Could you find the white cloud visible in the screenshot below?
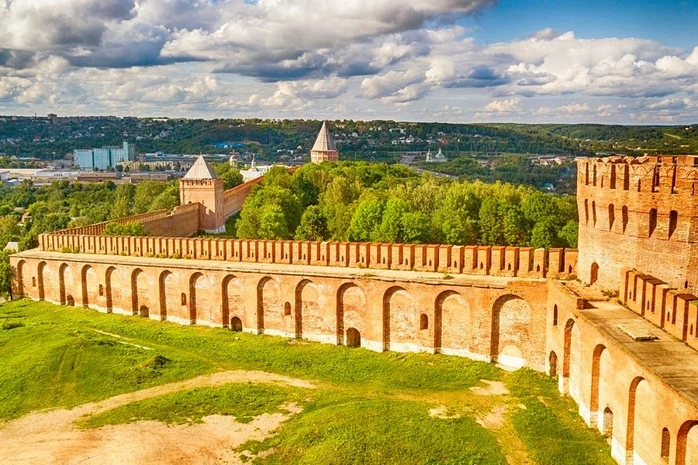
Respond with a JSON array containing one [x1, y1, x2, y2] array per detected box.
[[481, 97, 522, 113], [0, 2, 696, 123], [361, 69, 426, 101]]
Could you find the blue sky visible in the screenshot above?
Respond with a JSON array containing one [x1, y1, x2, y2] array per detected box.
[[0, 0, 697, 124], [463, 1, 698, 48]]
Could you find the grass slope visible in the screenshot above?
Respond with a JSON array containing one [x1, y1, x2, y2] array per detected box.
[[0, 299, 615, 464], [241, 395, 506, 465], [80, 383, 302, 428]]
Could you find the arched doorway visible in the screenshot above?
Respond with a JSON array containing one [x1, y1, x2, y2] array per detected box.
[[590, 262, 599, 285], [603, 407, 614, 443], [336, 283, 365, 346], [37, 262, 46, 301], [549, 351, 558, 377], [491, 294, 531, 368], [222, 275, 242, 329], [346, 327, 361, 348], [130, 268, 144, 316], [66, 295, 75, 306], [231, 316, 243, 332], [257, 277, 280, 334], [434, 290, 469, 355], [661, 428, 671, 462], [677, 420, 698, 465], [158, 270, 171, 322], [382, 286, 413, 352], [139, 305, 149, 318], [81, 265, 97, 308], [590, 344, 608, 428], [105, 267, 116, 313], [189, 272, 204, 325], [59, 263, 70, 305], [626, 377, 649, 463]]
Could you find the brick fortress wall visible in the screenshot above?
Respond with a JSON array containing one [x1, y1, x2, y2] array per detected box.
[[223, 176, 264, 218], [38, 231, 578, 279], [577, 155, 698, 294], [11, 252, 549, 370]]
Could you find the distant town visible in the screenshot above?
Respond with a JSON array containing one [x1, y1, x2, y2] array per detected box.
[[2, 114, 698, 193]]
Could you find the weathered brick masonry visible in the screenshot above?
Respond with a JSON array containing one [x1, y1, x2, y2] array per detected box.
[[9, 156, 698, 465]]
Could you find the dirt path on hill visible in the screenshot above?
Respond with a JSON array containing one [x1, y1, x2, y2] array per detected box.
[[0, 371, 316, 465]]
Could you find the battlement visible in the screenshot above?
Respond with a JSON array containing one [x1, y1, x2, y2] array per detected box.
[[37, 232, 578, 279], [577, 155, 698, 196], [620, 267, 698, 352]]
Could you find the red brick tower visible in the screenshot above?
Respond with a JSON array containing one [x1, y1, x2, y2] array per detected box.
[[576, 155, 698, 293], [179, 156, 226, 233]]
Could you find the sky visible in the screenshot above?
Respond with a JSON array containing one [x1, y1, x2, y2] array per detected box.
[[0, 0, 697, 124]]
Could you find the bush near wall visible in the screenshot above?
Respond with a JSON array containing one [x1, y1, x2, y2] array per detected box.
[[104, 221, 149, 237]]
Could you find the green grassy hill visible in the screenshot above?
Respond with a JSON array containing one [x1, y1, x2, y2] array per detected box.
[[0, 299, 614, 464]]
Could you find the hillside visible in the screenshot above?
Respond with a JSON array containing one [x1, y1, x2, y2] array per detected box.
[[0, 299, 614, 464], [2, 117, 698, 162]]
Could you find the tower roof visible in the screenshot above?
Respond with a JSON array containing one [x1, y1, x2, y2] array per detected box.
[[183, 155, 218, 180], [311, 121, 337, 152]]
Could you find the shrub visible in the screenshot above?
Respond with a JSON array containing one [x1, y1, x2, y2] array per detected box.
[[104, 221, 149, 237]]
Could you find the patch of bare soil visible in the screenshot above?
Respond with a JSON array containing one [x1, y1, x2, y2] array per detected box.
[[428, 405, 461, 420], [476, 405, 507, 430], [0, 371, 315, 465], [469, 380, 509, 396]]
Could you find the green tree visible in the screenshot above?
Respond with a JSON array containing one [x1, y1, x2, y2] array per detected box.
[[258, 204, 289, 239], [0, 250, 14, 298], [132, 181, 168, 213], [501, 204, 530, 246], [375, 198, 408, 243], [110, 184, 136, 219], [559, 220, 579, 248], [0, 216, 21, 248], [347, 199, 384, 242], [319, 177, 361, 241], [221, 169, 243, 190], [401, 212, 432, 243], [295, 206, 328, 241], [434, 184, 480, 245], [235, 207, 261, 239], [291, 163, 328, 208], [478, 197, 504, 245], [150, 184, 180, 212]]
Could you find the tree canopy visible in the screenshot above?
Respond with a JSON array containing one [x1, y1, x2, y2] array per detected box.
[[233, 161, 579, 248]]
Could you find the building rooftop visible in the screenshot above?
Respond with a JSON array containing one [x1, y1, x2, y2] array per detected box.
[[182, 155, 218, 180]]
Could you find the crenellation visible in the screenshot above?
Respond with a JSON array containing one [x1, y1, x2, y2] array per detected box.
[[490, 246, 505, 276], [447, 245, 464, 274], [502, 247, 519, 277]]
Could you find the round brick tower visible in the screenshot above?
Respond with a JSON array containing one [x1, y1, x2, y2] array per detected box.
[[576, 155, 698, 294]]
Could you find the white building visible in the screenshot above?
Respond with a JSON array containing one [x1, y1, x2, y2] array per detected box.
[[426, 148, 447, 163]]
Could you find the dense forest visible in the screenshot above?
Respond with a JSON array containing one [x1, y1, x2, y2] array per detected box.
[[233, 162, 578, 250]]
